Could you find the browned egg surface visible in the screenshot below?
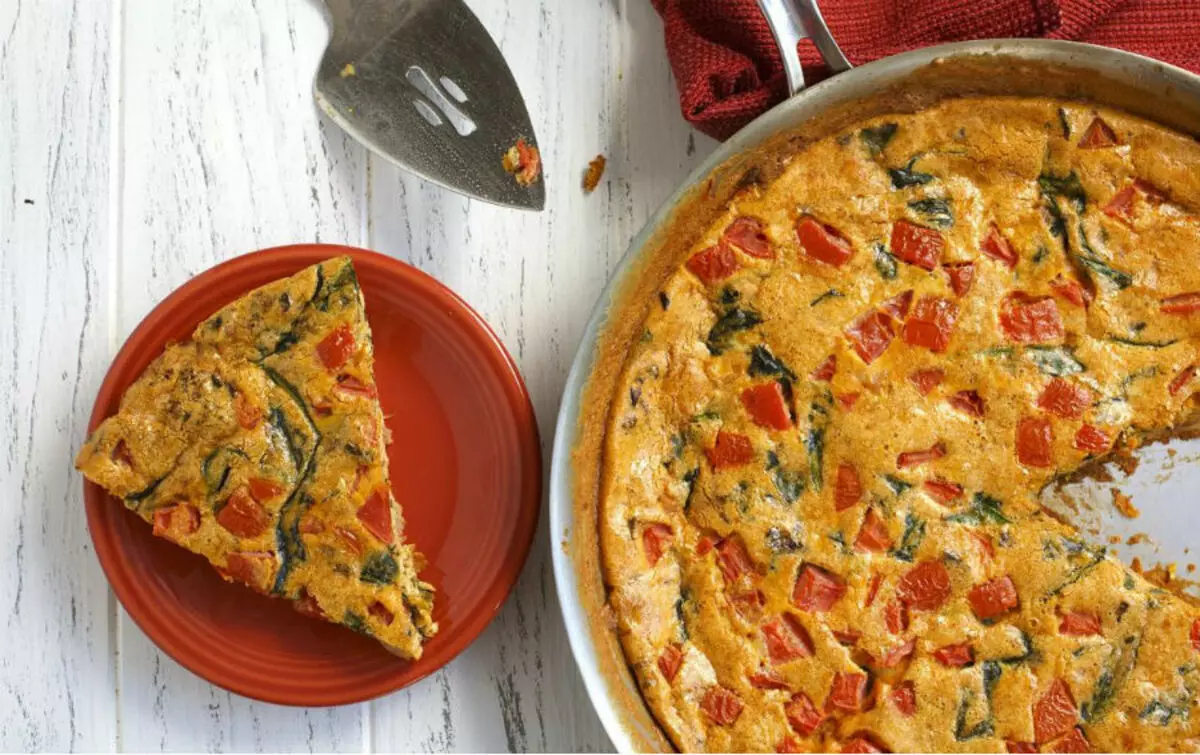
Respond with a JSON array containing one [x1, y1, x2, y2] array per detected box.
[[600, 98, 1200, 752], [76, 257, 436, 658]]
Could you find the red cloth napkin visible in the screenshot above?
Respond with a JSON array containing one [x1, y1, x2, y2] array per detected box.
[[652, 0, 1200, 140]]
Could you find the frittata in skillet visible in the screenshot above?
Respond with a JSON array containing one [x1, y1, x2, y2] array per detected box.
[[600, 98, 1200, 752], [76, 257, 437, 658]]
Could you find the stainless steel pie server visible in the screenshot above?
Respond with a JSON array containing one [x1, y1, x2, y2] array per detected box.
[[315, 0, 545, 211]]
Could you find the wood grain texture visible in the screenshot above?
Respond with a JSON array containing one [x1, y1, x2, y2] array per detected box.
[[0, 0, 118, 750], [0, 0, 716, 750]]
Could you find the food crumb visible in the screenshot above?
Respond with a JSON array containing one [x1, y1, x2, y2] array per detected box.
[[1107, 535, 1122, 545], [1111, 489, 1139, 518], [340, 62, 357, 78], [1127, 533, 1148, 546], [503, 138, 542, 186], [1188, 563, 1197, 574], [583, 154, 607, 193]]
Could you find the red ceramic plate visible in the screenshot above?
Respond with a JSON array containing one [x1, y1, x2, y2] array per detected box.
[[84, 245, 541, 705]]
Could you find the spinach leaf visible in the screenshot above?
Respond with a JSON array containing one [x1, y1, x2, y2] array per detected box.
[[124, 476, 166, 509], [1108, 335, 1177, 348], [312, 261, 360, 312], [748, 345, 796, 381], [682, 467, 700, 512], [889, 156, 934, 188], [892, 513, 926, 562], [1082, 633, 1142, 722], [706, 307, 762, 355], [908, 198, 954, 229], [873, 244, 898, 280], [1075, 252, 1133, 290], [343, 610, 372, 636], [201, 446, 248, 496], [946, 493, 1011, 526], [860, 123, 898, 156], [1140, 694, 1191, 726], [1039, 171, 1088, 211], [884, 475, 912, 496], [806, 392, 832, 491], [361, 550, 400, 585], [810, 289, 844, 306], [1047, 546, 1107, 598], [1057, 107, 1072, 139], [1026, 346, 1086, 377]]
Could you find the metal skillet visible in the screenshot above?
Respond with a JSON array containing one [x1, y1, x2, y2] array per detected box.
[[549, 2, 1200, 750]]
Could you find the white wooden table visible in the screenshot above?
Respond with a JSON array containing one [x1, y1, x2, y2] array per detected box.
[[0, 0, 717, 750]]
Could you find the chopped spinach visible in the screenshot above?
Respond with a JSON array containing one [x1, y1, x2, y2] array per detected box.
[[889, 155, 934, 188], [719, 287, 741, 306], [682, 467, 700, 512], [1082, 633, 1142, 722], [706, 307, 762, 355], [675, 588, 691, 641], [658, 291, 670, 310], [268, 406, 307, 473], [860, 122, 898, 156], [892, 513, 926, 562], [1108, 335, 1177, 348], [361, 550, 400, 585], [343, 610, 371, 636], [1047, 546, 1107, 598], [201, 446, 248, 496], [124, 475, 165, 510], [873, 244, 898, 280], [1140, 694, 1191, 726], [810, 288, 844, 306], [772, 466, 804, 504], [806, 393, 832, 491], [1026, 346, 1086, 376], [908, 198, 954, 229], [883, 475, 912, 496], [946, 493, 1011, 526], [1058, 107, 1072, 139], [1032, 244, 1050, 264], [748, 345, 796, 381], [312, 261, 360, 312], [1075, 252, 1133, 290], [1039, 171, 1088, 211], [998, 630, 1036, 665]]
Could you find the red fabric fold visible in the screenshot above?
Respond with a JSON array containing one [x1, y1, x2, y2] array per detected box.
[[652, 0, 1200, 140]]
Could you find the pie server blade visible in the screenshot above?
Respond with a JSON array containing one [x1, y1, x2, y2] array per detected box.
[[315, 0, 544, 211]]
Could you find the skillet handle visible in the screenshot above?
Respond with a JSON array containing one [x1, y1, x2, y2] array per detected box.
[[756, 0, 852, 96]]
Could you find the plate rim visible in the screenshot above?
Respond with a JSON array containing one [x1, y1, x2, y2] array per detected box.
[[83, 243, 542, 706]]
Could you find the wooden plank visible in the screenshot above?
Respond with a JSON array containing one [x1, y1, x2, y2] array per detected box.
[[365, 0, 716, 750], [115, 0, 367, 749], [0, 0, 119, 750]]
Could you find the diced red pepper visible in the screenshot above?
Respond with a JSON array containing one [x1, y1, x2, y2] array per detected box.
[[357, 489, 395, 544], [1017, 417, 1054, 467], [728, 587, 766, 622], [1038, 378, 1093, 420], [855, 509, 892, 553], [923, 479, 963, 504], [933, 642, 975, 667], [980, 224, 1018, 268], [368, 601, 395, 626], [891, 220, 943, 271], [944, 263, 976, 297], [909, 368, 944, 396], [707, 430, 754, 470], [335, 374, 378, 398], [717, 536, 757, 583], [152, 503, 201, 542], [971, 531, 996, 560], [833, 628, 862, 645], [841, 734, 887, 754], [812, 354, 837, 381], [785, 691, 825, 735], [233, 393, 262, 431], [642, 523, 673, 566], [776, 735, 804, 754], [903, 296, 958, 353], [1191, 617, 1200, 652], [749, 668, 790, 690], [223, 551, 275, 593], [897, 442, 946, 469], [657, 643, 684, 681], [1000, 293, 1064, 344], [891, 682, 916, 717], [247, 477, 284, 502], [1170, 365, 1198, 396], [836, 392, 861, 410], [949, 390, 985, 418], [883, 599, 908, 634], [311, 401, 333, 417], [701, 686, 743, 726], [864, 573, 883, 609], [293, 589, 325, 620], [1049, 274, 1091, 308], [317, 324, 356, 370], [1102, 185, 1136, 221], [1133, 178, 1167, 201], [797, 216, 855, 267], [724, 216, 773, 259], [846, 310, 895, 364], [874, 639, 916, 669], [793, 563, 846, 612], [1074, 424, 1111, 454], [1049, 727, 1092, 754], [1007, 742, 1038, 754], [696, 533, 720, 556], [741, 382, 792, 430], [763, 614, 814, 664], [896, 560, 952, 611], [826, 672, 868, 713], [335, 525, 365, 556], [881, 290, 914, 322], [969, 575, 1020, 621], [1059, 611, 1102, 636], [1079, 116, 1119, 148], [1162, 292, 1200, 314], [217, 487, 270, 538], [834, 463, 863, 512], [1034, 678, 1078, 744], [686, 241, 740, 285]]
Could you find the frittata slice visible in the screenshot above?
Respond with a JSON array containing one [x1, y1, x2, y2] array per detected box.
[[76, 257, 437, 658]]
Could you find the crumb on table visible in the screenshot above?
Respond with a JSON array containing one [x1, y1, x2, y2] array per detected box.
[[583, 154, 606, 193], [503, 138, 541, 186], [1111, 489, 1140, 518]]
